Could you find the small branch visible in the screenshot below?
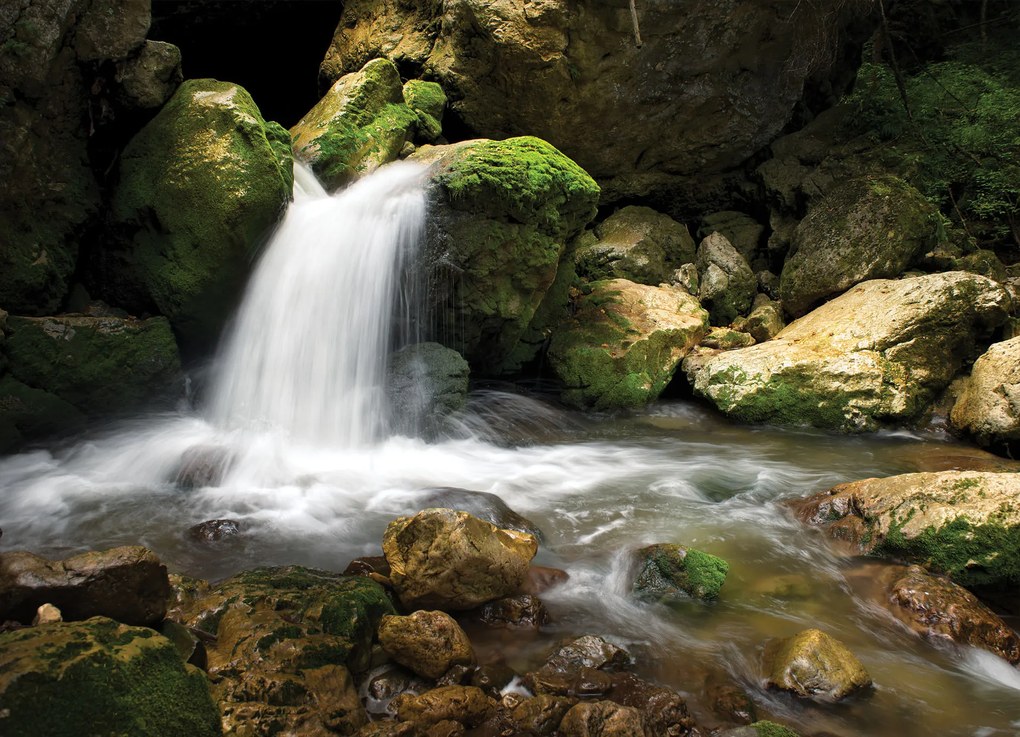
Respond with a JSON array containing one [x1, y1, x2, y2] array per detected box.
[[629, 0, 643, 48]]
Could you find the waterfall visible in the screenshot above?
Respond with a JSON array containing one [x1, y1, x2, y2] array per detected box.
[[208, 162, 426, 447]]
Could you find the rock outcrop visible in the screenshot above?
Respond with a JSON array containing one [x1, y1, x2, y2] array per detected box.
[[950, 336, 1020, 454]]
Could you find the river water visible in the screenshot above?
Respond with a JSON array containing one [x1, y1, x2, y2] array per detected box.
[[1, 165, 1018, 736]]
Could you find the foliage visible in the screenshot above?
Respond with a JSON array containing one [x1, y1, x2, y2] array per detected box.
[[846, 57, 1020, 247]]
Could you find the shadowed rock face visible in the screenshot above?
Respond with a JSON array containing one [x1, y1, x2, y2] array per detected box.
[[320, 0, 874, 204]]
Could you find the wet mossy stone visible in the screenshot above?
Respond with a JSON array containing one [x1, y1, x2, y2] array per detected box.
[[0, 616, 221, 737], [292, 58, 420, 190], [632, 543, 729, 602], [5, 314, 181, 417], [105, 79, 293, 354], [403, 79, 446, 142], [0, 376, 86, 453], [412, 137, 600, 374]]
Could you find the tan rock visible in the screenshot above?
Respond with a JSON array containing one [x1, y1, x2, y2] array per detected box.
[[379, 611, 476, 679], [950, 336, 1020, 451], [32, 603, 62, 625], [764, 628, 871, 701], [393, 685, 495, 728], [559, 700, 646, 737]]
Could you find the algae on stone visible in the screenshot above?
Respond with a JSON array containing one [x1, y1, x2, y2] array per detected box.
[[632, 544, 729, 602]]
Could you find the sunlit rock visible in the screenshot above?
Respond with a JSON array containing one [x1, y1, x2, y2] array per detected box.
[[950, 336, 1020, 455], [763, 628, 871, 701], [379, 611, 476, 680], [697, 232, 756, 326]]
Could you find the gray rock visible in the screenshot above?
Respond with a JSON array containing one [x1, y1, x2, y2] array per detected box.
[[697, 232, 757, 326], [387, 342, 469, 438], [113, 40, 183, 109], [575, 206, 696, 285]]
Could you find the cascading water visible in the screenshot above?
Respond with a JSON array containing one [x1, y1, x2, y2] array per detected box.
[[1, 165, 1019, 737], [209, 162, 425, 446]]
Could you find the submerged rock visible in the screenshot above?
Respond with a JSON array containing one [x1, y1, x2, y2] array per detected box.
[[411, 136, 600, 375], [793, 471, 1020, 588], [187, 519, 242, 544], [0, 546, 170, 627], [763, 628, 871, 701], [950, 336, 1020, 454], [387, 343, 469, 438], [0, 616, 220, 737], [575, 206, 696, 285], [379, 611, 476, 680], [383, 509, 538, 611], [548, 279, 709, 410], [686, 273, 1009, 432], [631, 544, 729, 602], [779, 175, 938, 317], [884, 565, 1020, 664]]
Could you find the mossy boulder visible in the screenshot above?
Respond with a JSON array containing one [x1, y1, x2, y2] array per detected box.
[[4, 314, 181, 417], [291, 58, 420, 190], [403, 79, 446, 143], [950, 336, 1020, 454], [779, 175, 940, 317], [171, 566, 392, 735], [411, 137, 600, 375], [101, 79, 293, 353], [697, 232, 757, 326], [631, 544, 729, 602], [792, 471, 1020, 588], [0, 616, 220, 737], [0, 376, 85, 453], [763, 628, 871, 702], [548, 279, 709, 410], [685, 273, 1009, 432], [575, 206, 696, 285]]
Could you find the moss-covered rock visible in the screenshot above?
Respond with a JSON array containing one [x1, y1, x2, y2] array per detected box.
[[697, 232, 757, 326], [631, 544, 729, 602], [403, 79, 446, 143], [0, 376, 86, 453], [292, 58, 420, 190], [792, 471, 1020, 588], [0, 616, 220, 737], [412, 137, 600, 374], [950, 336, 1020, 454], [4, 314, 181, 417], [112, 40, 183, 110], [101, 79, 293, 353], [548, 279, 709, 410], [575, 206, 696, 285], [779, 175, 939, 317], [686, 273, 1009, 432], [764, 628, 871, 701]]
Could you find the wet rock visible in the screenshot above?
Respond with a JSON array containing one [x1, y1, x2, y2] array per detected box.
[[547, 635, 632, 672], [291, 58, 419, 190], [717, 723, 802, 737], [475, 594, 549, 629], [510, 694, 578, 735], [697, 232, 757, 326], [165, 573, 210, 623], [792, 471, 1020, 588], [884, 565, 1020, 664], [0, 616, 220, 737], [100, 79, 293, 353], [686, 273, 1010, 432], [0, 546, 170, 627], [576, 206, 697, 285], [950, 336, 1020, 455], [411, 137, 600, 375], [383, 509, 538, 611], [548, 279, 709, 410], [187, 519, 242, 543], [387, 343, 469, 438], [112, 40, 183, 110], [632, 544, 729, 602], [379, 611, 476, 680], [521, 565, 570, 595], [412, 487, 543, 540], [364, 664, 431, 716], [779, 176, 938, 317], [606, 672, 696, 737], [526, 665, 614, 698], [764, 628, 872, 701], [705, 675, 757, 725], [470, 663, 517, 696], [5, 314, 181, 417], [174, 445, 234, 489], [559, 700, 647, 737], [392, 685, 495, 728], [158, 619, 207, 670]]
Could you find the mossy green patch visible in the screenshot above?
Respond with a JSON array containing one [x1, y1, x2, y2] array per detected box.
[[632, 544, 729, 602], [752, 720, 802, 737], [0, 376, 86, 452]]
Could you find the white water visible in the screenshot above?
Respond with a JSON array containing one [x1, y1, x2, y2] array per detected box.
[[1, 165, 1020, 736]]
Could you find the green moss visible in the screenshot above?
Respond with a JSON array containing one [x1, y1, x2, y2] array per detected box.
[[310, 103, 418, 188], [256, 625, 304, 652], [632, 544, 729, 602], [403, 80, 446, 142], [752, 720, 802, 737]]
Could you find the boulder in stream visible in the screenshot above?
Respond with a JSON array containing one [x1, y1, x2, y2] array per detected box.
[[386, 343, 469, 438], [0, 616, 220, 737], [631, 544, 729, 602], [793, 471, 1020, 588], [383, 509, 538, 611], [950, 336, 1020, 455], [763, 628, 872, 701], [379, 610, 476, 680], [685, 272, 1010, 432]]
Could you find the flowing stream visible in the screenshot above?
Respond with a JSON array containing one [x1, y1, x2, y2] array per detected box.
[[1, 165, 1019, 736]]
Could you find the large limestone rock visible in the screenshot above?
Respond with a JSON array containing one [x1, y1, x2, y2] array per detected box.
[[883, 565, 1020, 664], [779, 176, 939, 316], [575, 206, 696, 285], [5, 314, 181, 417], [383, 508, 538, 611], [378, 610, 476, 679], [99, 79, 293, 353], [631, 544, 729, 602], [950, 337, 1020, 453], [320, 0, 871, 203], [697, 232, 757, 326], [0, 0, 151, 314], [291, 58, 421, 190], [763, 628, 871, 701], [0, 546, 170, 627], [411, 137, 599, 374], [686, 273, 1010, 431], [548, 279, 709, 410], [0, 617, 220, 737], [171, 566, 393, 735], [792, 471, 1020, 588]]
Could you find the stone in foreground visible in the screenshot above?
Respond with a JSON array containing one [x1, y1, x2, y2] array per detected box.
[[764, 628, 871, 701], [950, 336, 1020, 454], [378, 610, 476, 679]]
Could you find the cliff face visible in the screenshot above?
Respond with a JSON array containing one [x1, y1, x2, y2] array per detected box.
[[320, 0, 875, 205]]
